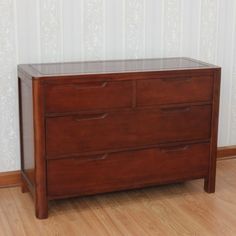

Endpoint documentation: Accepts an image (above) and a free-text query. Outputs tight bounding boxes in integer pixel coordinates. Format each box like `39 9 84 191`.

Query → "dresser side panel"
19 77 35 190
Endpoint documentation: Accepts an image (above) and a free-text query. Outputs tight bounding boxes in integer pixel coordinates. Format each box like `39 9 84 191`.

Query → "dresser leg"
21 176 29 193
204 176 215 193
35 199 48 219
21 182 29 193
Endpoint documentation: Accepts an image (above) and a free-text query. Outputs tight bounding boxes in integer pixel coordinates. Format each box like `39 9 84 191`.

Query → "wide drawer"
46 105 212 158
137 76 213 106
44 80 133 113
47 143 210 198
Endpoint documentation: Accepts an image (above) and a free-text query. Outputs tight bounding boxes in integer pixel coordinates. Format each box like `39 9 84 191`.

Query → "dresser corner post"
204 68 221 193
33 79 48 219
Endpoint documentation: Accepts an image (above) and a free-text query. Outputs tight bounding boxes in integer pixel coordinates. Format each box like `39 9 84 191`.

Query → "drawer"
44 80 133 113
47 143 210 197
46 105 212 157
137 76 213 106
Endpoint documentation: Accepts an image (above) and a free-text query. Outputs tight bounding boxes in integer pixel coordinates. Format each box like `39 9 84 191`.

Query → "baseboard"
217 145 236 160
0 146 236 188
0 170 21 188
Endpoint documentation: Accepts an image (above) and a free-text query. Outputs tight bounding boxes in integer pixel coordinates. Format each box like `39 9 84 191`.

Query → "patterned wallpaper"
0 0 19 172
1 0 236 172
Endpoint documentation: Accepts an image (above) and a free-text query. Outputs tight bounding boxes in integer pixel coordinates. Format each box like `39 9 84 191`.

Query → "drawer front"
137 76 213 106
47 143 210 197
46 105 212 157
44 80 133 113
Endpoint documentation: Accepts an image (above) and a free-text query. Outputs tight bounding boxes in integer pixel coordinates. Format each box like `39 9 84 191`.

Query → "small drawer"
46 105 212 158
137 76 213 106
47 143 210 198
44 80 133 113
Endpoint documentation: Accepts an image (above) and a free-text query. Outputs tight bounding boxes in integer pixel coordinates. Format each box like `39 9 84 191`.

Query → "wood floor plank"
0 188 27 236
1 160 236 235
94 193 162 236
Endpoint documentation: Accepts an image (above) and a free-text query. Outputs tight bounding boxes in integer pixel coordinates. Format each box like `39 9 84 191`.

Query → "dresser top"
18 57 219 78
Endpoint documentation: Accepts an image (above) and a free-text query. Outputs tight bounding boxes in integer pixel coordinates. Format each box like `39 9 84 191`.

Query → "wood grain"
136 75 213 106
204 69 221 193
18 57 220 78
0 159 236 235
45 80 133 113
46 105 212 158
0 150 235 189
218 145 236 159
47 143 209 198
0 171 21 188
33 79 48 219
18 58 221 219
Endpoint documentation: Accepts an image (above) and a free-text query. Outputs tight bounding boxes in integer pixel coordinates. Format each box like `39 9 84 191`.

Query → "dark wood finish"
33 80 48 219
19 57 219 77
45 80 133 113
2 145 234 190
46 105 211 158
0 146 233 189
21 174 30 193
204 69 221 193
47 143 210 198
137 75 213 106
18 57 221 219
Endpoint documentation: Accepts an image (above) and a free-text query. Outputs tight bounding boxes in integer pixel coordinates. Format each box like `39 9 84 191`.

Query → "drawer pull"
160 145 190 153
72 81 108 89
75 113 108 121
161 77 192 83
73 154 108 163
161 106 191 113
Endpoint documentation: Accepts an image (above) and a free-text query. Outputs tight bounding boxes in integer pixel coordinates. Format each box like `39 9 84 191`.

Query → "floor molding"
217 145 236 160
0 170 21 188
0 146 236 188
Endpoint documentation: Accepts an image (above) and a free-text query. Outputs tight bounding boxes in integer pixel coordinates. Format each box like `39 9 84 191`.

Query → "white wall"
1 0 236 172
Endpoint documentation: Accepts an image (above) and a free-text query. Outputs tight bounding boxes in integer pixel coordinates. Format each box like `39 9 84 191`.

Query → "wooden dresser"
18 58 221 219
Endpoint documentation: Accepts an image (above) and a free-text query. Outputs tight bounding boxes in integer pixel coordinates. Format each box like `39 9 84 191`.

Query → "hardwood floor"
1 159 236 236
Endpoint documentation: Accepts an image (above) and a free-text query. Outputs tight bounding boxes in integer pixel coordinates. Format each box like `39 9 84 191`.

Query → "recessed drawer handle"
75 113 108 121
160 145 190 153
161 106 191 113
73 154 108 163
161 77 192 83
73 81 108 89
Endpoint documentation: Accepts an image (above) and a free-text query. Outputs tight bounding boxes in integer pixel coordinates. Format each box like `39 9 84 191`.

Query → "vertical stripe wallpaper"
1 0 236 172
